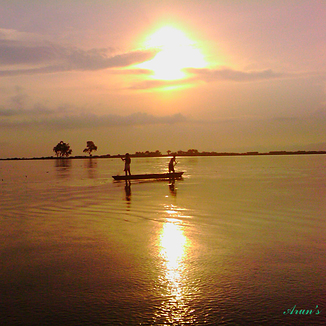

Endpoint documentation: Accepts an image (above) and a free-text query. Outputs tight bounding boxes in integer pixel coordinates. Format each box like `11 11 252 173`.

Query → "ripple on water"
1 156 326 325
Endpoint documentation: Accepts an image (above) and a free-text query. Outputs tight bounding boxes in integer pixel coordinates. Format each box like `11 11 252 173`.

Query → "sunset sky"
1 0 326 158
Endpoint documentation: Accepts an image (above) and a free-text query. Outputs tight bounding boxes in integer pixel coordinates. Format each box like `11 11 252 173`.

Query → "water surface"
1 155 325 325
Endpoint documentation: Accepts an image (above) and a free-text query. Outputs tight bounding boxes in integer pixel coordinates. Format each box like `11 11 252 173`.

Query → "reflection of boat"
112 172 184 181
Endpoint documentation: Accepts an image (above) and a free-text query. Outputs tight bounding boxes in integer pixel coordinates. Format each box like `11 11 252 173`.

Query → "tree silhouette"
83 141 98 156
53 141 72 157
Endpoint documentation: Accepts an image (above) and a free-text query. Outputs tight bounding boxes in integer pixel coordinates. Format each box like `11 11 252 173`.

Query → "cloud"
0 87 63 117
129 79 176 90
0 108 19 117
0 28 44 42
0 111 187 129
129 79 191 90
128 67 295 89
10 86 29 108
271 116 300 122
0 30 157 76
0 86 29 115
311 106 326 118
114 68 153 75
185 67 286 82
0 105 54 118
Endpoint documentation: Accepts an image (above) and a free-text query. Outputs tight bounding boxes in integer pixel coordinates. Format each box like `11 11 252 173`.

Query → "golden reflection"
154 206 194 324
161 220 186 270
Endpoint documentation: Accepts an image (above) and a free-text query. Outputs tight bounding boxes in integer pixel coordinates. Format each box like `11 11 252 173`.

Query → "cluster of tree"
166 149 200 155
175 149 199 155
134 150 162 157
53 141 97 157
134 149 200 157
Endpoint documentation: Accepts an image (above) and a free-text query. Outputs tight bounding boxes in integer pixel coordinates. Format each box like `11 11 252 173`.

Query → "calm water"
1 155 325 325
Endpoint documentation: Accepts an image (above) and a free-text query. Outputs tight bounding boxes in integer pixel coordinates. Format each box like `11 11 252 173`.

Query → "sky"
1 0 326 158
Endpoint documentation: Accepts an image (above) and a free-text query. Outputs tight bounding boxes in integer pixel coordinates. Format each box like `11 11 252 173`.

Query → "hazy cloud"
10 86 29 108
128 68 290 89
311 107 326 118
115 68 153 75
129 79 188 90
0 30 157 76
0 28 43 42
271 116 300 122
0 91 61 117
0 111 187 129
0 105 55 118
186 68 286 82
0 108 20 117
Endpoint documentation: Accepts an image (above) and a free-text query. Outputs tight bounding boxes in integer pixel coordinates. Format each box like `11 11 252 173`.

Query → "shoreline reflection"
84 158 97 179
54 158 71 179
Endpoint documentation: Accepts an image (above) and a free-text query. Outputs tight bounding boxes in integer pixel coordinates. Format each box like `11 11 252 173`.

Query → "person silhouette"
168 155 177 173
121 153 131 176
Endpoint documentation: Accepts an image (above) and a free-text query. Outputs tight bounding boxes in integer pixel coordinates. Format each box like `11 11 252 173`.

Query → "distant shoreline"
1 150 326 161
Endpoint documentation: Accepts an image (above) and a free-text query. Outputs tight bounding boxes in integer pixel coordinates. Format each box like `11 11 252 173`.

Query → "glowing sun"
137 26 207 80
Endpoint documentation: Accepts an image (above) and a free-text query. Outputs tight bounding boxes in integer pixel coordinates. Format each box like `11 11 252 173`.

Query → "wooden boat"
112 172 184 181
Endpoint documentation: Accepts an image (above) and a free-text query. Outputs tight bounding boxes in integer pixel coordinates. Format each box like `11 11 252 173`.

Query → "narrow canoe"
112 172 184 181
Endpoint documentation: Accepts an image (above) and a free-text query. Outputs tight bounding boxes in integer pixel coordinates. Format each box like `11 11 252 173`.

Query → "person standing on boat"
168 155 177 173
121 153 131 176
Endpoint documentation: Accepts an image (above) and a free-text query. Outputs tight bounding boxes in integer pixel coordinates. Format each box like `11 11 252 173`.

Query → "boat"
112 172 184 181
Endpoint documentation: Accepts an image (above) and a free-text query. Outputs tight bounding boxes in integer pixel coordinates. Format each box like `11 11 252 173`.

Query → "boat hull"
112 172 184 181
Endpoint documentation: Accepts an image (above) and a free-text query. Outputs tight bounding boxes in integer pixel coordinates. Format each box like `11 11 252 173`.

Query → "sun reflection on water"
153 206 196 324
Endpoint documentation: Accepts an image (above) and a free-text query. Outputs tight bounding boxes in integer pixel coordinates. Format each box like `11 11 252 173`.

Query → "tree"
83 141 98 156
53 141 72 157
167 150 171 155
187 149 199 155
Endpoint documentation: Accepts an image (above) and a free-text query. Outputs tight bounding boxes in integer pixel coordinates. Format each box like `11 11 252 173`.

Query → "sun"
137 26 207 81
